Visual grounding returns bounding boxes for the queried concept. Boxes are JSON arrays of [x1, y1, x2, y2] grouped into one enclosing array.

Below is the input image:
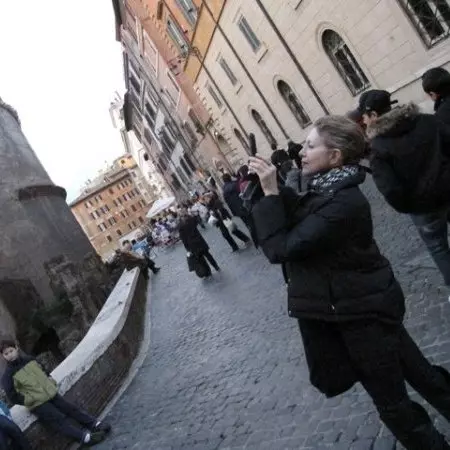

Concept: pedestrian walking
[[359, 89, 450, 288], [178, 208, 220, 277], [422, 66, 450, 124], [1, 340, 111, 447], [0, 400, 31, 449], [222, 173, 258, 246], [202, 191, 251, 252], [249, 115, 450, 449]]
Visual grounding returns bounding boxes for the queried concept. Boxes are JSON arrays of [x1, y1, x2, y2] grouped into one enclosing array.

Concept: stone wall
[[10, 268, 147, 449], [0, 98, 110, 361]]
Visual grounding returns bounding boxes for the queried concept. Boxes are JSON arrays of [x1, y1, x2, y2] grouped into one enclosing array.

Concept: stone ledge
[[10, 268, 147, 449]]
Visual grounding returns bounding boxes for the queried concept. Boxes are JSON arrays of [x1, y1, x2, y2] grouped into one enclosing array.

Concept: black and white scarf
[[308, 165, 360, 193]]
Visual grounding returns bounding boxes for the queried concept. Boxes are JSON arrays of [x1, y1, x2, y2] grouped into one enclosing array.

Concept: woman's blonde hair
[[314, 115, 365, 164]]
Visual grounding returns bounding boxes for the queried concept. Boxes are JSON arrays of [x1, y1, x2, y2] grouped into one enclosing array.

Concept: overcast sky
[[0, 1, 125, 201]]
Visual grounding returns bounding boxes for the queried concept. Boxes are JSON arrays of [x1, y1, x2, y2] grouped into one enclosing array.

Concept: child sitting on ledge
[[0, 339, 111, 447]]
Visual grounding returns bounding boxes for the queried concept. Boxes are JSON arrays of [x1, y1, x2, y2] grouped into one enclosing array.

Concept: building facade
[[70, 155, 153, 259], [112, 0, 244, 195], [154, 0, 450, 157], [110, 93, 173, 200]]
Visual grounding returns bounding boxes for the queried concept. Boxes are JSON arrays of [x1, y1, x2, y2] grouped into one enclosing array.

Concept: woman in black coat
[[178, 208, 220, 276], [249, 116, 450, 450]]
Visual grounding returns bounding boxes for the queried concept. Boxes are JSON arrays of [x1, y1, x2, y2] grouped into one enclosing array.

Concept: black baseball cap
[[356, 90, 398, 115]]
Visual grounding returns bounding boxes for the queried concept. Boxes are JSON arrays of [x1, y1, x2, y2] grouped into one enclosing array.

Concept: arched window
[[322, 30, 370, 96], [398, 0, 450, 47], [250, 109, 277, 146], [233, 128, 251, 155], [277, 80, 311, 128]]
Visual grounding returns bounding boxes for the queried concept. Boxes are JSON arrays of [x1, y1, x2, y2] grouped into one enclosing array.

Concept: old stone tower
[[0, 98, 109, 363]]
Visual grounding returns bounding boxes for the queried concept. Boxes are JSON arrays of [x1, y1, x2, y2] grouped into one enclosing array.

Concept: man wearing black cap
[[359, 89, 450, 289]]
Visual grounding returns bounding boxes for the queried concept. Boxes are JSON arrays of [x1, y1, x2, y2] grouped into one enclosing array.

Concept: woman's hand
[[249, 156, 279, 196]]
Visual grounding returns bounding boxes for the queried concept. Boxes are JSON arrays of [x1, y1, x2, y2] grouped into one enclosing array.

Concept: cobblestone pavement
[[97, 177, 450, 450]]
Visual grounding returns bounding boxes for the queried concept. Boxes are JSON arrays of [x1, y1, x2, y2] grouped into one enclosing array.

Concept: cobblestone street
[[98, 177, 450, 450]]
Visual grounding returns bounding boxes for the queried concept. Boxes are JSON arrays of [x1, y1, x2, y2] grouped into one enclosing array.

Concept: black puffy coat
[[435, 89, 450, 126], [252, 168, 405, 324], [179, 216, 209, 255], [368, 103, 450, 214]]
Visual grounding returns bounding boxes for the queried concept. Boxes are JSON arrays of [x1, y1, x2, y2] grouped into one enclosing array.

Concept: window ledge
[[257, 46, 268, 63]]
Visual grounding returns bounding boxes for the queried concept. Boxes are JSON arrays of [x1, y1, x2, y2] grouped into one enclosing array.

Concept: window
[[121, 211, 126, 218], [175, 0, 198, 26], [132, 171, 137, 178], [104, 204, 110, 212], [207, 84, 223, 108], [117, 197, 123, 205], [180, 158, 192, 177], [399, 0, 450, 47], [106, 235, 112, 243], [132, 220, 137, 227], [125, 209, 130, 217], [109, 188, 114, 194], [234, 128, 251, 155], [322, 30, 370, 95], [184, 153, 196, 172], [167, 17, 189, 57], [100, 207, 106, 214], [113, 200, 118, 207], [277, 80, 311, 128], [188, 109, 205, 134], [108, 217, 116, 226], [238, 16, 261, 52], [84, 202, 88, 209], [251, 109, 277, 146], [219, 57, 238, 86], [128, 223, 133, 230], [123, 194, 128, 201], [166, 70, 181, 105], [117, 229, 122, 236], [135, 188, 140, 195], [143, 31, 158, 74], [98, 223, 107, 232], [139, 216, 144, 224], [131, 204, 137, 212], [87, 200, 93, 207], [182, 121, 198, 146], [98, 194, 103, 200], [89, 212, 96, 220]]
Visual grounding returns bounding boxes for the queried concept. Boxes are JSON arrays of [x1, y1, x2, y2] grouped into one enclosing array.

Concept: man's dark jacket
[[368, 103, 450, 214]]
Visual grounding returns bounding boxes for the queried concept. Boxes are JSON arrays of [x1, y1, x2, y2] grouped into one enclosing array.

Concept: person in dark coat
[[178, 208, 220, 275], [360, 89, 450, 288], [202, 191, 250, 252], [249, 115, 450, 449], [422, 66, 450, 125], [222, 173, 258, 246]]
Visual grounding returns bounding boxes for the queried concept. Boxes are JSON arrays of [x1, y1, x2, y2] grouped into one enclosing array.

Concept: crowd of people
[[1, 67, 450, 449]]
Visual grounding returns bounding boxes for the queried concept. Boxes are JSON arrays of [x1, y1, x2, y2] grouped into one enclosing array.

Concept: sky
[[0, 1, 126, 201]]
